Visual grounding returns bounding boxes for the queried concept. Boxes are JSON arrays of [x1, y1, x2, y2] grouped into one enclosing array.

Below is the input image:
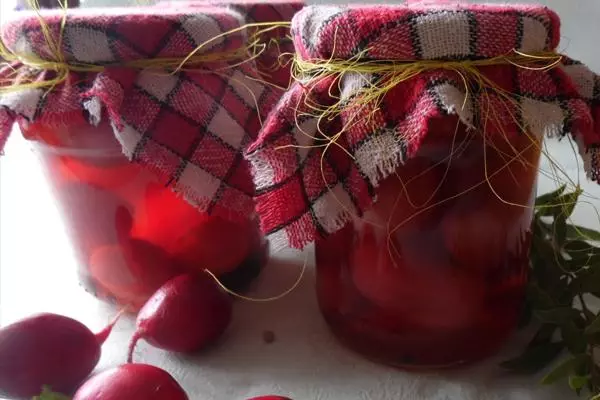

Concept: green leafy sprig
[[32, 386, 70, 400], [502, 185, 600, 398]]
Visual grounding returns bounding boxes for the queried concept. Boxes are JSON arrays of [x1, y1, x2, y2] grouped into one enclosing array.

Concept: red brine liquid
[[315, 122, 541, 368], [25, 122, 265, 310]]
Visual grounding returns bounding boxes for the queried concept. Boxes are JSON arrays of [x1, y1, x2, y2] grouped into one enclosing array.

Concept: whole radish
[[90, 238, 182, 311], [128, 273, 232, 362], [0, 312, 120, 399], [73, 364, 188, 400]]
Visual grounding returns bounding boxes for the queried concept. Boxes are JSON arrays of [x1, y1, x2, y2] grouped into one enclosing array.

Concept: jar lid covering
[[293, 4, 561, 61], [246, 4, 600, 249]]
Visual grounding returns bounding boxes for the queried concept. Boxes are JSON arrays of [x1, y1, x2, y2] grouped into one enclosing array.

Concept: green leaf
[[583, 308, 596, 322], [501, 342, 564, 374], [569, 254, 600, 267], [533, 234, 564, 262], [534, 308, 581, 325], [557, 192, 580, 219], [585, 314, 600, 335], [32, 387, 71, 400], [527, 188, 600, 392], [588, 332, 600, 345], [565, 239, 600, 274], [590, 394, 600, 400], [530, 240, 565, 289], [533, 232, 559, 256], [557, 284, 576, 308], [554, 216, 568, 247], [565, 259, 600, 275], [561, 322, 587, 354], [564, 241, 595, 254], [586, 379, 595, 394], [541, 354, 588, 385], [527, 284, 555, 309], [573, 354, 591, 376], [536, 190, 581, 218], [529, 324, 558, 347], [533, 217, 551, 239], [569, 375, 589, 390], [536, 185, 567, 206], [566, 225, 600, 242], [570, 266, 600, 293]]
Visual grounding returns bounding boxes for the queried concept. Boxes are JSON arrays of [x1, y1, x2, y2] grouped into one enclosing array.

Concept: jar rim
[[30, 140, 125, 158]]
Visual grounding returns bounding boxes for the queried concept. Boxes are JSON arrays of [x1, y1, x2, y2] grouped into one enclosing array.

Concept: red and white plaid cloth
[[0, 2, 301, 219], [246, 3, 600, 250], [157, 0, 302, 88]]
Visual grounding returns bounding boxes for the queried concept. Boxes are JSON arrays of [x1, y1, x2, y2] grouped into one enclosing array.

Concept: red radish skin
[[172, 217, 252, 275], [441, 206, 509, 273], [73, 364, 188, 400], [351, 226, 484, 331], [132, 184, 252, 276], [128, 273, 232, 362], [89, 238, 182, 311], [0, 313, 120, 399]]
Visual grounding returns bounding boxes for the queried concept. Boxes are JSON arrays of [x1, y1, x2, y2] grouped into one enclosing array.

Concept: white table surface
[[2, 129, 599, 400]]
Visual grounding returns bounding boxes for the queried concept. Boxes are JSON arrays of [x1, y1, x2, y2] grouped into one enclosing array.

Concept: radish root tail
[[95, 307, 127, 345], [127, 331, 142, 363]]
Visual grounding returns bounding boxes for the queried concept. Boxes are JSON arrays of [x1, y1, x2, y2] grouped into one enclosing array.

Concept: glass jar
[[315, 118, 541, 368], [24, 122, 266, 310]]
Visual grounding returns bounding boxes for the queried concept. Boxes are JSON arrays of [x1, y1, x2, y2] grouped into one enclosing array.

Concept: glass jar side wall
[[27, 122, 265, 310], [316, 123, 541, 368]]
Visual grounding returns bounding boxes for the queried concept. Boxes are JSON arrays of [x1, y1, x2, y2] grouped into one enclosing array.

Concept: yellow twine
[[0, 0, 292, 93], [287, 48, 562, 131], [203, 252, 308, 302]]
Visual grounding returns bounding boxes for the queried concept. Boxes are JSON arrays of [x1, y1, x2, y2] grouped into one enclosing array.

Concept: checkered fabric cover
[[246, 4, 600, 250], [0, 2, 300, 219], [158, 0, 302, 88]]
